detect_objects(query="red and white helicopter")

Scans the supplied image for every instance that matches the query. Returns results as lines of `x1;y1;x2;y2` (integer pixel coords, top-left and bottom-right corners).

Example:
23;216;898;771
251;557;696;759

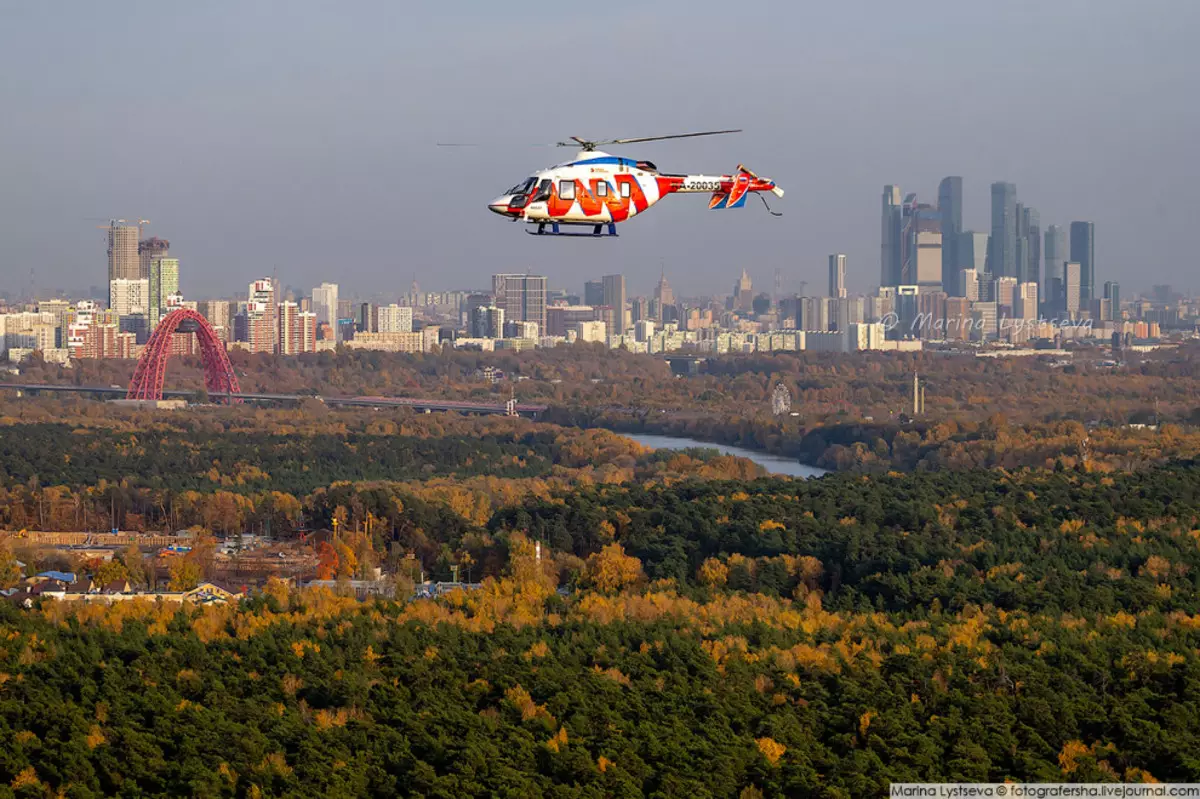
484;130;784;237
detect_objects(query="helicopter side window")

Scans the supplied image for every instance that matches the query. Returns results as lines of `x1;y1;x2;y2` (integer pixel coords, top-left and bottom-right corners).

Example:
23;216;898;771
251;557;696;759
558;180;575;200
596;181;607;197
531;179;552;202
620;181;632;198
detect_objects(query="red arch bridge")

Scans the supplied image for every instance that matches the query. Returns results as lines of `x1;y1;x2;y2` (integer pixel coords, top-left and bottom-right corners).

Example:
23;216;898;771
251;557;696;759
127;308;241;402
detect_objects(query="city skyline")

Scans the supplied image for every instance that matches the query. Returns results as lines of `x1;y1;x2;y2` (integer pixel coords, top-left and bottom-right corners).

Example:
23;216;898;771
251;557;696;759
2;2;1198;299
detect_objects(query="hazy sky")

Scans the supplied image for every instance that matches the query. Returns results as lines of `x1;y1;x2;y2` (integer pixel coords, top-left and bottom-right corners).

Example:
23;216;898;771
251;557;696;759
2;0;1198;302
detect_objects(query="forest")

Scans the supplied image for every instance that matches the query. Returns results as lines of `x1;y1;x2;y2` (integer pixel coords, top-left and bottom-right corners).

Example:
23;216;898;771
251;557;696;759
4;351;1200;795
3;464;1200;795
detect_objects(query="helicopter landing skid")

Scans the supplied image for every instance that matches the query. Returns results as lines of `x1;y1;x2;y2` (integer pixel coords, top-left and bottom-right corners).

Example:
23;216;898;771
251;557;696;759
527;222;618;237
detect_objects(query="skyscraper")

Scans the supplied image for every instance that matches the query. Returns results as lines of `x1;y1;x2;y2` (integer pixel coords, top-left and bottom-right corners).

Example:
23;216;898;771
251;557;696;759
1070;221;1095;304
1043;225;1067;312
148;257;179;324
106;222;139;309
584;280;604;307
828;254;847;299
1022;206;1041;287
1104;281;1121;322
881;185;903;287
733;269;753;311
494;274;547;336
1064;262;1082;319
956;231;990;295
937;177;963;291
990;182;1017;279
901;196;943;288
602;274;628;332
654;268;674;310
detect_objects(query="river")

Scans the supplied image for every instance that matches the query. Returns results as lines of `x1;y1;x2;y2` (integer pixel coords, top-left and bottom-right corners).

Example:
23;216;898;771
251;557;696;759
618;433;830;478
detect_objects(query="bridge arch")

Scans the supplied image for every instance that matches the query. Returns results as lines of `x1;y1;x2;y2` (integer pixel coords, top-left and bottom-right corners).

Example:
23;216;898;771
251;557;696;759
126;309;241;401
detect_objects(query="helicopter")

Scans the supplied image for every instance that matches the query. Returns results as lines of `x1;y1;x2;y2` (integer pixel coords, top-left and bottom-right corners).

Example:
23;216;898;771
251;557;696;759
481;130;784;237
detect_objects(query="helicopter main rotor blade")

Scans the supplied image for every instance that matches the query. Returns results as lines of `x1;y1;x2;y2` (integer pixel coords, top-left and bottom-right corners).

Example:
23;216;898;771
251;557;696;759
603;129;743;146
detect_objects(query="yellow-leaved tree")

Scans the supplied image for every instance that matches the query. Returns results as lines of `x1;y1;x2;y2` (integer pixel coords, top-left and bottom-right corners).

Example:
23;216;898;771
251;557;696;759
581;543;644;594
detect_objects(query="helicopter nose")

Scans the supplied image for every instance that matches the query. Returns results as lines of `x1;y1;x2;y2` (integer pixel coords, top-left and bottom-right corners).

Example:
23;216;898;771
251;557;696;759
489;196;515;216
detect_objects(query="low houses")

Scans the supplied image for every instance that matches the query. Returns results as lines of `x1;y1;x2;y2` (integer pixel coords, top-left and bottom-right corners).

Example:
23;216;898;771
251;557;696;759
5;578;244;607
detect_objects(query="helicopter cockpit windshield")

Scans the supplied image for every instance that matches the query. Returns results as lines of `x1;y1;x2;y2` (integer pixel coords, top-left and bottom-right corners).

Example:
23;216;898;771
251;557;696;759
506;177;537;197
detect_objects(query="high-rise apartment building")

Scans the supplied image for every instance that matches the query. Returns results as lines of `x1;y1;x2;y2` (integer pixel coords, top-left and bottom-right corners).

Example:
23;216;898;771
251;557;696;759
493;274;547;337
376;304;414;333
148;257;179;323
109;278;149;317
881;185;903;287
989;182;1018;279
1070;221;1095;304
138;237;169;280
602;274;628;331
937;177;963;290
247;279;277;353
828;254;847;299
312;282;339;333
107;222;140;283
274;304;316;354
197;300;230;342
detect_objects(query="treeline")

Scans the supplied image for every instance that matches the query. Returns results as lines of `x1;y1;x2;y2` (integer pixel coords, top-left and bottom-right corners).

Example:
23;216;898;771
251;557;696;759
0;413;761;535
10;341;1200;428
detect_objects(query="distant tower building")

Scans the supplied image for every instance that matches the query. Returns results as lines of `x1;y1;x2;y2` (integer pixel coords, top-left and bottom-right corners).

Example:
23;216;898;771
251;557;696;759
602;274;628;331
828;254;847;299
493;274;547;336
1021;206;1041;287
312;282;339;337
733;268;753;311
937;177;963;291
955;232;990;295
901;196;943;288
913;372;920;416
148;257;179;324
106;222;140;308
584;280;605;307
881;185;904;287
990;182;1018;278
1064;261;1082;319
653;268;674;320
1044;224;1067;311
106;222;140;282
1070;221;1095;304
1104;281;1121;322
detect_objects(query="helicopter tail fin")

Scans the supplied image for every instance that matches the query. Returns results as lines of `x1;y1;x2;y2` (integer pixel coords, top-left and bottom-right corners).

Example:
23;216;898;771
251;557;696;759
710;165;782;209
